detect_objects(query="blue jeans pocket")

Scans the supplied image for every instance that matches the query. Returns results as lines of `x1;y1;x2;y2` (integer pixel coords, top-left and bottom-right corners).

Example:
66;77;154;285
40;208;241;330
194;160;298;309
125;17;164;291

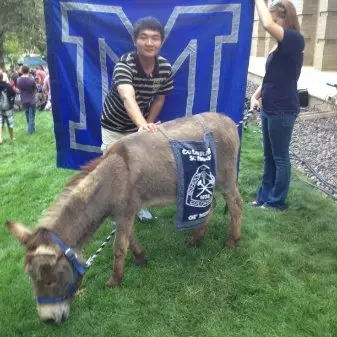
280;113;297;128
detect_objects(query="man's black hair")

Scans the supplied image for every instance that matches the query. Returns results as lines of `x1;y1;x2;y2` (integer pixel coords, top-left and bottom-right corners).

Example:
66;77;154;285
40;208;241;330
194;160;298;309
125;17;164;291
133;17;165;41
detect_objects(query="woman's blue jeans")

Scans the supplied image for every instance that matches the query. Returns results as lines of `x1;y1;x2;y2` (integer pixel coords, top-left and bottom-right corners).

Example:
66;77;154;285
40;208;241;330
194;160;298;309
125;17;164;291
256;110;297;209
25;106;36;134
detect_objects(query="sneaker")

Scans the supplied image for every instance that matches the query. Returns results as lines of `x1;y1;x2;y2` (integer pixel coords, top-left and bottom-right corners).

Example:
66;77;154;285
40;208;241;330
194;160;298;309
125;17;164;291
137;208;153;222
261;203;285;211
248;200;263;207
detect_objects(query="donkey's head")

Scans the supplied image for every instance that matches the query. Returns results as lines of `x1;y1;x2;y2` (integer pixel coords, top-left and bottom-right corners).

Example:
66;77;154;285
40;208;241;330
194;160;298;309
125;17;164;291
6;221;85;324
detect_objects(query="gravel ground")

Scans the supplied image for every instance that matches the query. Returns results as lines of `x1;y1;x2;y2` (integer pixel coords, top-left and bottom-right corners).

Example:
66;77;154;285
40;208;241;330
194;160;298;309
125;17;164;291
245;81;337;193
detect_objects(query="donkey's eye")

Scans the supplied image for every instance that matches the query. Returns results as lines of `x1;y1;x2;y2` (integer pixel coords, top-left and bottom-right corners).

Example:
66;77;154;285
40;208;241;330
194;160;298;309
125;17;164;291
46;281;57;287
45;275;57;287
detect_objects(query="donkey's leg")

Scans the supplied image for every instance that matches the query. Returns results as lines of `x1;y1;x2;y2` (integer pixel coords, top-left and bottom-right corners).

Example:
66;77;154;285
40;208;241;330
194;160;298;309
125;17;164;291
185;199;216;247
221;183;243;248
105;215;134;288
129;229;147;266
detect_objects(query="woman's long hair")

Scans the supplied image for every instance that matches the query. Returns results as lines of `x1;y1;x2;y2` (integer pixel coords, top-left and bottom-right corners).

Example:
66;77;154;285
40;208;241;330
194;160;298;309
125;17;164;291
269;0;301;32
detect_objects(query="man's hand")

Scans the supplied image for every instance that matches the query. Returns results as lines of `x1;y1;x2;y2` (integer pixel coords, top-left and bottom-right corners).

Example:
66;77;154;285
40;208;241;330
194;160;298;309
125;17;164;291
138;121;161;133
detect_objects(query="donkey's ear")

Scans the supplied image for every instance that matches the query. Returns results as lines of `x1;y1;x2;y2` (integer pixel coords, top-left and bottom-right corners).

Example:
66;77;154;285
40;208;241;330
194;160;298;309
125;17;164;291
6;221;32;245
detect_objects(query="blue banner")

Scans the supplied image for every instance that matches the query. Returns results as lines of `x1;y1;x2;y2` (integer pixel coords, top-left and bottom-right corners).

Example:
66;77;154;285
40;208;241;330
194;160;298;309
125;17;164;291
44;0;253;169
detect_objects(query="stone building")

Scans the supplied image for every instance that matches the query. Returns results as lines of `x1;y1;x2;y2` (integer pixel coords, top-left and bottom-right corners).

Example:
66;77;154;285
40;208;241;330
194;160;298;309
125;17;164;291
251;0;337;71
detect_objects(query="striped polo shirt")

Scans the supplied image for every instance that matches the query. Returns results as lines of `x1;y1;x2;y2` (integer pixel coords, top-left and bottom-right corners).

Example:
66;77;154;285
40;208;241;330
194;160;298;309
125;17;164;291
101;51;173;132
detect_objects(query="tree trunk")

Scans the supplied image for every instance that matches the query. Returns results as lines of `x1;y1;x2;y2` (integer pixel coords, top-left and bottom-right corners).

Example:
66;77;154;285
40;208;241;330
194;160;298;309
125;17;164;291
0;31;4;68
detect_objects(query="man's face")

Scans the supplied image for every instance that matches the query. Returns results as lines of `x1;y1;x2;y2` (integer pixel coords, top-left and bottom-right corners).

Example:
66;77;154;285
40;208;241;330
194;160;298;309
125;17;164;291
135;29;162;58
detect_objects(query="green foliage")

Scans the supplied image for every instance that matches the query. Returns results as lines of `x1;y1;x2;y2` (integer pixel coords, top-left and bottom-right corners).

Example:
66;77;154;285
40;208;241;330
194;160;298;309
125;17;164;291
1;113;337;336
0;0;45;66
3;33;25;65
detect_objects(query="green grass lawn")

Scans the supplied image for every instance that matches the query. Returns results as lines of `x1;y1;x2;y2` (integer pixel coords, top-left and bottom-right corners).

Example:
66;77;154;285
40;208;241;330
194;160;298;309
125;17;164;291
1;111;337;337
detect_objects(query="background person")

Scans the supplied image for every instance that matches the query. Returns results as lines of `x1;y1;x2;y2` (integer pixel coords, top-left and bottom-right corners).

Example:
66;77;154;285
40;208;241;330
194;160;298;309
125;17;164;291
42;73;52;110
0;71;17;144
0;68;9;83
17;65;37;135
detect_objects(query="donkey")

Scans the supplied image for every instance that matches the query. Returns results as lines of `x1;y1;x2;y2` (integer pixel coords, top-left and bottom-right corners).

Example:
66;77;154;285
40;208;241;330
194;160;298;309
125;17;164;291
6;112;243;323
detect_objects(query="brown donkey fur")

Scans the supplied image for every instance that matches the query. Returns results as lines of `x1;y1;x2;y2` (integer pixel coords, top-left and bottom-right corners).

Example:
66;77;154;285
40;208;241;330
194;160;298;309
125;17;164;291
7;112;243;321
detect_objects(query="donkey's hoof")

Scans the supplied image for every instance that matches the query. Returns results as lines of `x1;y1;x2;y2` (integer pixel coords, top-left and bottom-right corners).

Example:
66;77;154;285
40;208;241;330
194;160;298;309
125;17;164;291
225;239;240;249
105;278;121;288
185;236;201;247
133;256;148;267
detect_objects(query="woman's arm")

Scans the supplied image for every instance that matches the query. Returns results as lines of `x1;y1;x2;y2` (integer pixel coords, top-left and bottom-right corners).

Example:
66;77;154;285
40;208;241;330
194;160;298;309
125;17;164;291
254;0;284;42
250;84;262;110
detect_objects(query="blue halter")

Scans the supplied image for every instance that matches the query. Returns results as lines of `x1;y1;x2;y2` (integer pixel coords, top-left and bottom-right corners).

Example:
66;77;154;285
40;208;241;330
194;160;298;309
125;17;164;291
36;232;87;305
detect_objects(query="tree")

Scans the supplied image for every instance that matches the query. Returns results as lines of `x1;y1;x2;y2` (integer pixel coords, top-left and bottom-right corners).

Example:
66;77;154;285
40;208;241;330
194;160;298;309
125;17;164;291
0;0;46;67
3;33;25;65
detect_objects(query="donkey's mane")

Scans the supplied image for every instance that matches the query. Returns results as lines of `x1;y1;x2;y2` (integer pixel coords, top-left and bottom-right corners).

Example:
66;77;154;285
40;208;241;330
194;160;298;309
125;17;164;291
37;143;122;229
65;156;103;188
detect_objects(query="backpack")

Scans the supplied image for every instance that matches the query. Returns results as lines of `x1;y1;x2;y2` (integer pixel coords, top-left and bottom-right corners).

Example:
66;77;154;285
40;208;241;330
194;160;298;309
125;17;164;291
0;89;10;110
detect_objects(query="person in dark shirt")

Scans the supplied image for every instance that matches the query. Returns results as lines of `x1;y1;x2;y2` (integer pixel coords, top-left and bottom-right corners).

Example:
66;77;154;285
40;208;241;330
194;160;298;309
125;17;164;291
249;0;305;210
0;71;16;144
17;65;37;135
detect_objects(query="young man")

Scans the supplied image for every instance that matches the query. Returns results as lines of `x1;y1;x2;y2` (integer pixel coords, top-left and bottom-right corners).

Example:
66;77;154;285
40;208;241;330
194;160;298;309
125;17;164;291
17;65;37;134
0;71;16;144
101;17;174;221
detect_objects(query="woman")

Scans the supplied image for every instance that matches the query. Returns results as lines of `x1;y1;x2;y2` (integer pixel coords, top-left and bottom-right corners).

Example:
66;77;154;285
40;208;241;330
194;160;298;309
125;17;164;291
250;0;305;210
